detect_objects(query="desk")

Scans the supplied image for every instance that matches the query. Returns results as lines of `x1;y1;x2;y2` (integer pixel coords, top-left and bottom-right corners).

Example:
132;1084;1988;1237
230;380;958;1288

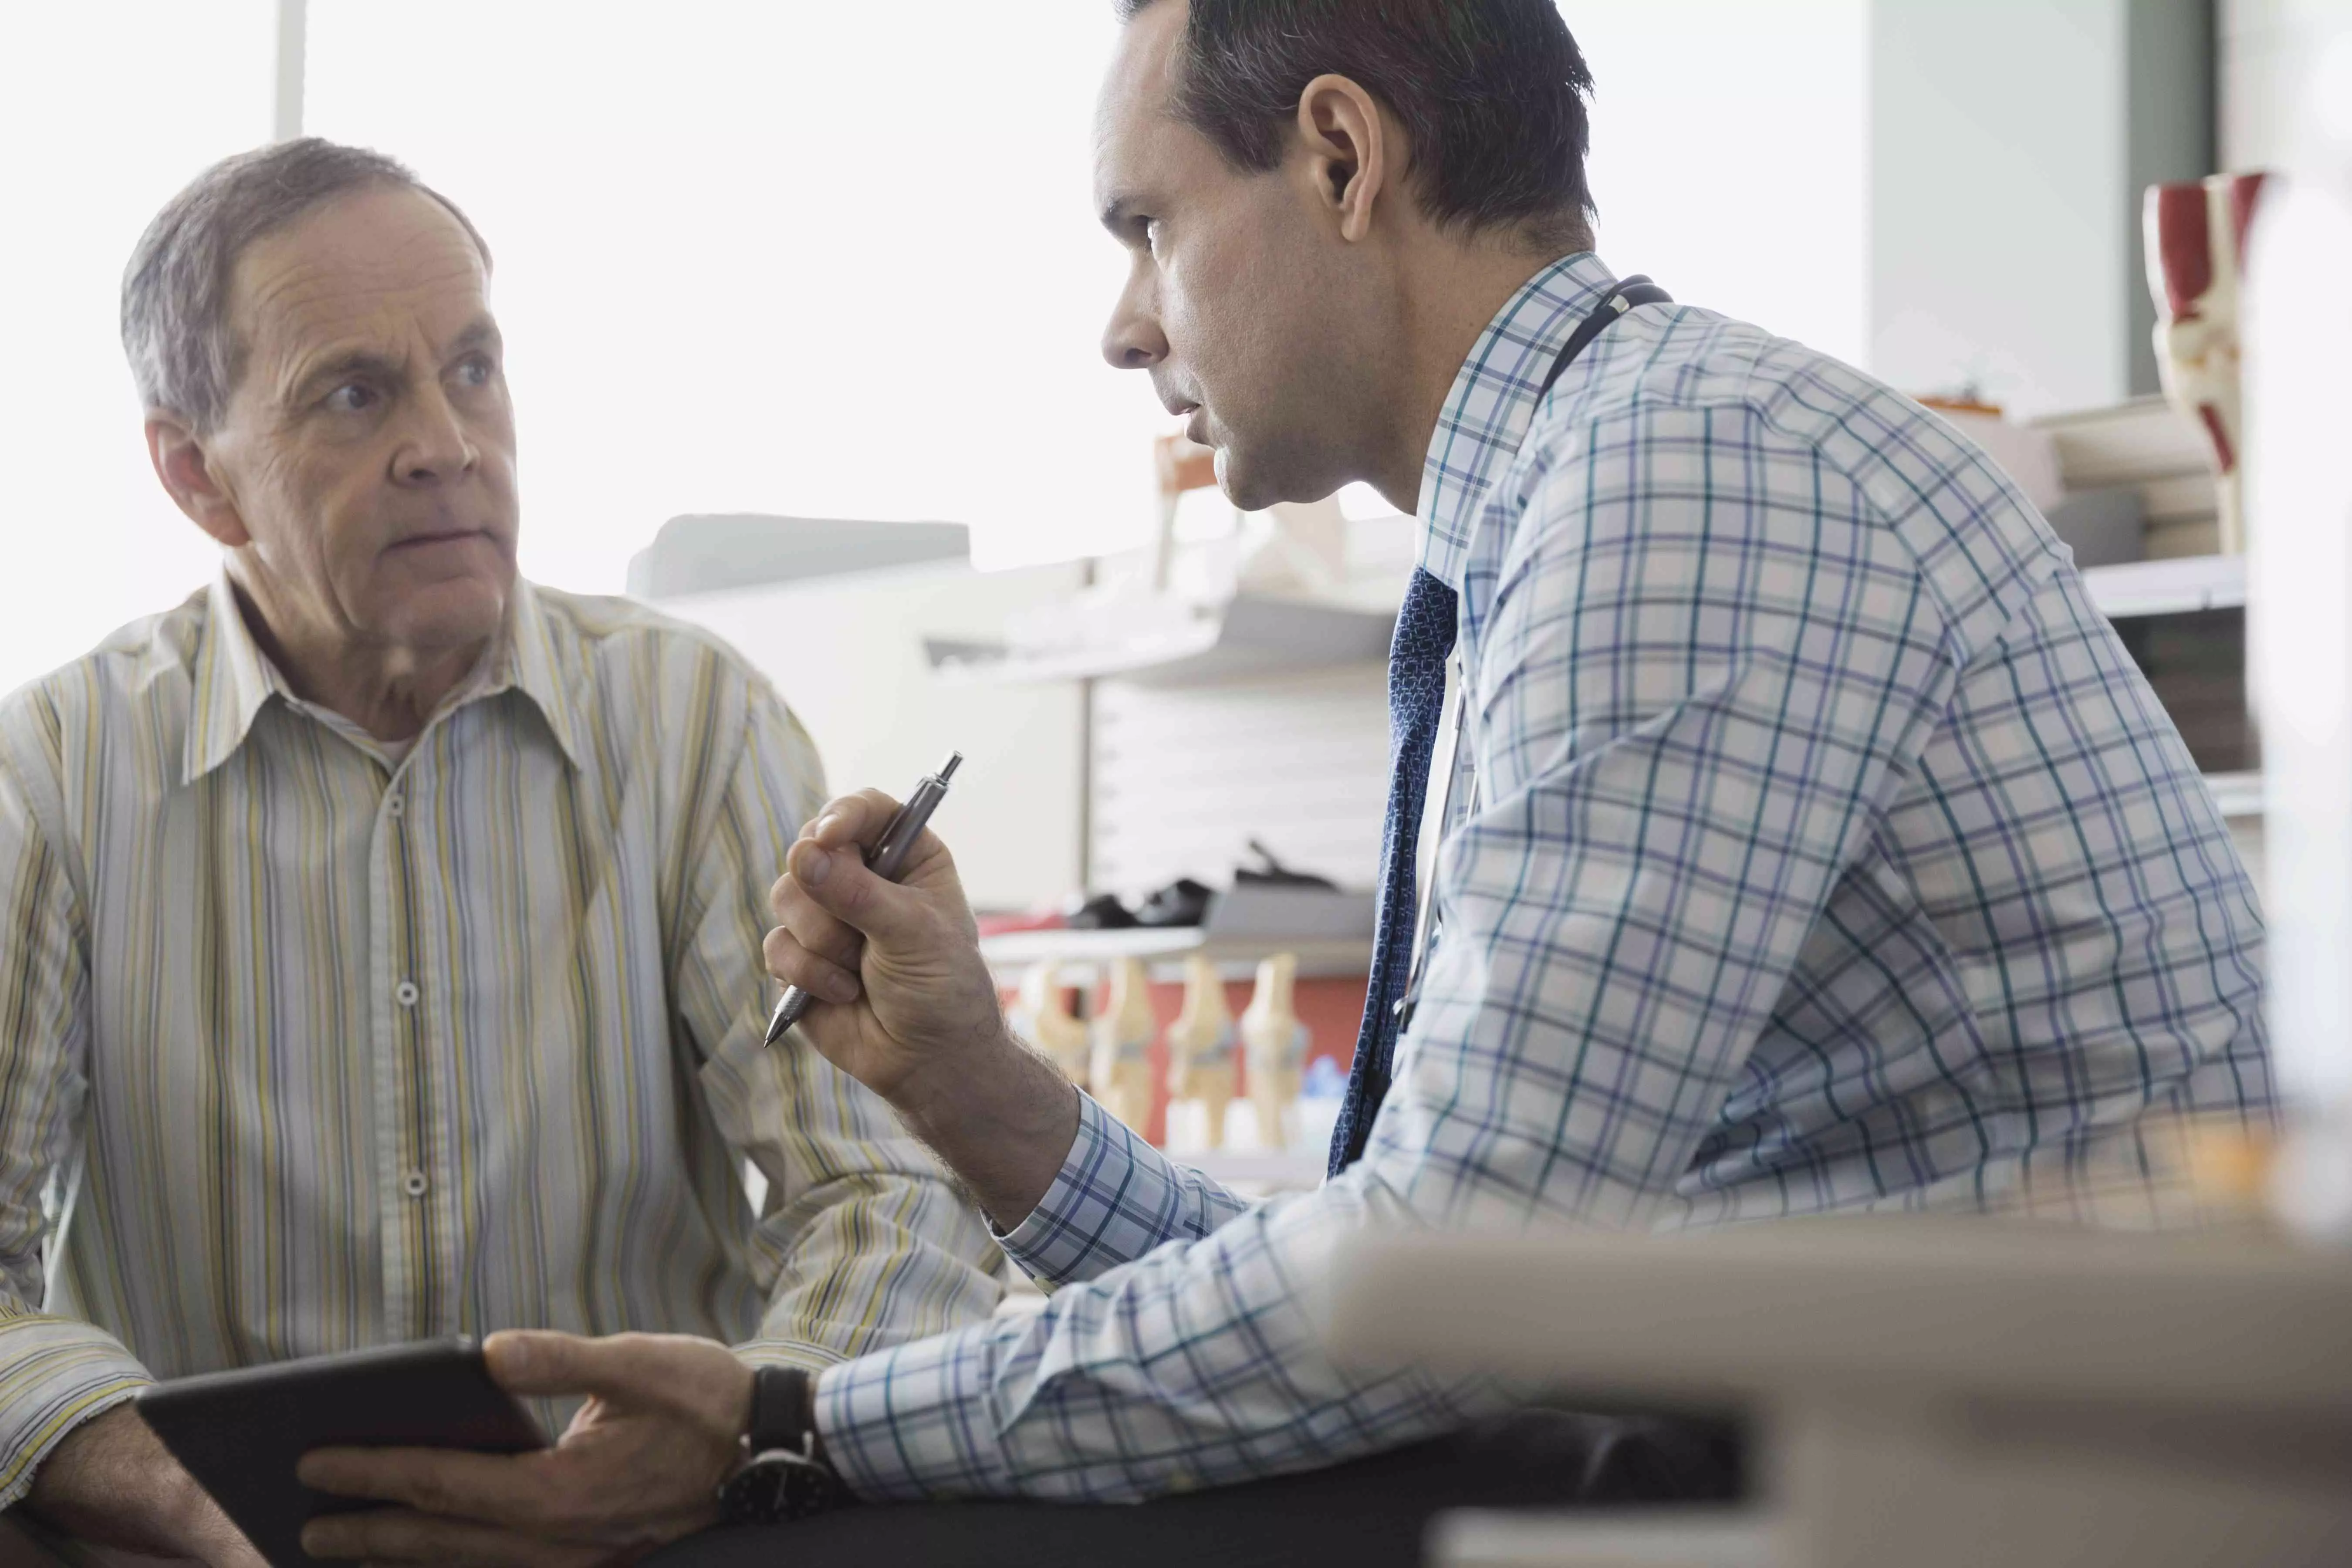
1324;1220;2352;1567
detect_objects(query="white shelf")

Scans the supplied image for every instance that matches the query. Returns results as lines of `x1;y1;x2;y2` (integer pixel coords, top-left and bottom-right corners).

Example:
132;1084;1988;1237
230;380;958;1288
1173;1148;1329;1192
927;595;1396;688
980;925;1373;981
2080;554;2245;618
2068;561;2257;821
2205;771;2263;821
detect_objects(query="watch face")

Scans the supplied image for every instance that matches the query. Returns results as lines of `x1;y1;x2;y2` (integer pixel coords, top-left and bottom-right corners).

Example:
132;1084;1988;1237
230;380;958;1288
722;1452;850;1525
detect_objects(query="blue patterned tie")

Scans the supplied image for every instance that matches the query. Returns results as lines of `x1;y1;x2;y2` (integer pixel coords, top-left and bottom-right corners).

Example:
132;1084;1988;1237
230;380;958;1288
1328;566;1459;1175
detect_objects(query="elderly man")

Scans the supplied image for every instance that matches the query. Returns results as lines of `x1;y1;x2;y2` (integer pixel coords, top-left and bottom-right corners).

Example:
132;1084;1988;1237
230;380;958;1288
0;139;1002;1562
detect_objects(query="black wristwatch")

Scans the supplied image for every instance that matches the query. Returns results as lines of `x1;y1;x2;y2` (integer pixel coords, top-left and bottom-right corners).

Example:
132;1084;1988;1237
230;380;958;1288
716;1365;855;1525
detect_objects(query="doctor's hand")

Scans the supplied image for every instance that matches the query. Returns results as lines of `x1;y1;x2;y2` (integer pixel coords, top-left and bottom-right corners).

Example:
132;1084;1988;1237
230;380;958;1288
763;790;1006;1103
296;1330;750;1567
766;791;1080;1225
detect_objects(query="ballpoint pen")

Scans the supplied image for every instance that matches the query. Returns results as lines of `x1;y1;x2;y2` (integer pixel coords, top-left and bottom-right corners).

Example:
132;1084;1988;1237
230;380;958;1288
764;750;963;1045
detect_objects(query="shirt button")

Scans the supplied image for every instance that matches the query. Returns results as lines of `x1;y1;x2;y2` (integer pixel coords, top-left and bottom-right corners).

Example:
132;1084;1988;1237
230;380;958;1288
401;1170;430;1199
386;793;405;818
395;980;421;1008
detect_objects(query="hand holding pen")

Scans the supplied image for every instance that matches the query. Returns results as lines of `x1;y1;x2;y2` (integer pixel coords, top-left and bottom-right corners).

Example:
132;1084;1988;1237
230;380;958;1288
764;753;1080;1220
764;752;963;1044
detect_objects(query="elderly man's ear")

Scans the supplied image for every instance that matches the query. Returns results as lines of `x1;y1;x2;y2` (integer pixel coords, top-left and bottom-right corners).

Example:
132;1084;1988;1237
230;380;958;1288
145;415;252;549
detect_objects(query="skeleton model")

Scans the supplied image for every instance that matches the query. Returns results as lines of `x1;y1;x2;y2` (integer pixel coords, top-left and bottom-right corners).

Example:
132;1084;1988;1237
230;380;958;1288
1241;954;1310;1152
1162;956;1239;1151
1010;962;1090;1092
1091;957;1159;1133
2146;171;2271;554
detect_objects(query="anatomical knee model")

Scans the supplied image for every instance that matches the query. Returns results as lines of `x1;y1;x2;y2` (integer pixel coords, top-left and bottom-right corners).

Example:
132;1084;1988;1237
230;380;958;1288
2146;171;2269;554
1163;956;1238;1150
1242;954;1309;1152
1091;957;1158;1133
1011;962;1091;1092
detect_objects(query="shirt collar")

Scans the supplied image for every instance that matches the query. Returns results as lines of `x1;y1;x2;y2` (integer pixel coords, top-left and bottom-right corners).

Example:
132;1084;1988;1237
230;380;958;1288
183;570;586;784
1416;251;1619;591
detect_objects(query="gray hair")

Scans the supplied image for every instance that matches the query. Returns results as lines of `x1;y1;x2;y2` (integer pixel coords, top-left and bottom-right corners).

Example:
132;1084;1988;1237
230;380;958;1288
119;137;492;434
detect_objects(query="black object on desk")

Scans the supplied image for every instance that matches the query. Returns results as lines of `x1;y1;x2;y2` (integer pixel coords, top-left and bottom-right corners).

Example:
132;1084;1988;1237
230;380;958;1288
135;1336;546;1567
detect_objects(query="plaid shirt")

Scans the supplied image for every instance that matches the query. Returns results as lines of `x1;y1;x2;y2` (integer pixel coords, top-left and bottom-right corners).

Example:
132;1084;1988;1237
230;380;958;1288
816;253;2271;1500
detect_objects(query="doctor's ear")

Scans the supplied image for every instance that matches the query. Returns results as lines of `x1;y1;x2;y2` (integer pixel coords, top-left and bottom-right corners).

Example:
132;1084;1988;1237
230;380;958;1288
1294;73;1393;243
145;415;251;549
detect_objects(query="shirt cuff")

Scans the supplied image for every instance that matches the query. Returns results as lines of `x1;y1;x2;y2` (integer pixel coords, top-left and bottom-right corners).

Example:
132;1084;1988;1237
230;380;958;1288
729;1338;850;1375
994;1091;1239;1288
814;1323;1004;1500
0;1312;151;1509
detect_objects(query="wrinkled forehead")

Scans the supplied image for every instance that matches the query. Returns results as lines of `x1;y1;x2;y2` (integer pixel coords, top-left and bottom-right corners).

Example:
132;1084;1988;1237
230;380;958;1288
230;186;492;368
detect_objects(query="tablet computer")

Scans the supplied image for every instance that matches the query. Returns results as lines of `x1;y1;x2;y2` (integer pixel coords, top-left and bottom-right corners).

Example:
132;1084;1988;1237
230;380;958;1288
135;1336;547;1567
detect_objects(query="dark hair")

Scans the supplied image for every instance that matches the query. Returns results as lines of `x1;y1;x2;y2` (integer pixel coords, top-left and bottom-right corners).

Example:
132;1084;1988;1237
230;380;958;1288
1115;0;1596;250
121;137;491;433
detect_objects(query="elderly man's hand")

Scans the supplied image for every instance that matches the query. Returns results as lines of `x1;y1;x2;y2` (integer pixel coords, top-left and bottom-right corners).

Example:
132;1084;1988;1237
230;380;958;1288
24;1404;268;1568
296;1330;753;1566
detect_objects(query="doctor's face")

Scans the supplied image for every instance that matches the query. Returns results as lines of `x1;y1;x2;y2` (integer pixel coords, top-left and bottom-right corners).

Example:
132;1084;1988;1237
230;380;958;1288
1093;0;1389;511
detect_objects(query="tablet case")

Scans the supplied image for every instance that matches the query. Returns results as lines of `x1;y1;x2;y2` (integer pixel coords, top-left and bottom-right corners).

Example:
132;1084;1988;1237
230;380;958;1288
135;1336;546;1567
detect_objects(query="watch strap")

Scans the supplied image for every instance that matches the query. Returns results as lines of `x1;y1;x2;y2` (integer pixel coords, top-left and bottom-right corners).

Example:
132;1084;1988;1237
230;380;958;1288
719;1364;853;1525
745;1364;815;1453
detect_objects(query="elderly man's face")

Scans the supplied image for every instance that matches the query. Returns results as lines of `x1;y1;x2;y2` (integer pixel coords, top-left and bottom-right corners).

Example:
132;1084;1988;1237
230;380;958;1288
202;185;518;656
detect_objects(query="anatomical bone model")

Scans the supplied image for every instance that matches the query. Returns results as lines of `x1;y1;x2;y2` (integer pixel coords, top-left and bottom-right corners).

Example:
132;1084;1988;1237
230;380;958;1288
1010;962;1090;1092
2145;171;2271;554
1163;956;1239;1151
1091;957;1159;1133
1241;954;1310;1152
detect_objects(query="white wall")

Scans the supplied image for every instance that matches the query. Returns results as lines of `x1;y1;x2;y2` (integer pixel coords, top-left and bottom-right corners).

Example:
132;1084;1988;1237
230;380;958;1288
654;562;1087;910
1578;0;2212;416
1871;0;2135;415
2222;0;2352;168
1568;0;1871;367
1870;0;2215;416
0;3;274;699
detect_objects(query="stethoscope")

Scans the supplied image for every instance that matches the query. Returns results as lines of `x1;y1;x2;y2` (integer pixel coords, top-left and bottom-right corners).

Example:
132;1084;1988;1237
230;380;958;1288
1388;274;1673;1042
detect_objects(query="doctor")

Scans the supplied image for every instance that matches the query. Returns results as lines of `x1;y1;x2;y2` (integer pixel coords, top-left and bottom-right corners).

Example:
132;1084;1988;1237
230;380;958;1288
302;0;2269;1561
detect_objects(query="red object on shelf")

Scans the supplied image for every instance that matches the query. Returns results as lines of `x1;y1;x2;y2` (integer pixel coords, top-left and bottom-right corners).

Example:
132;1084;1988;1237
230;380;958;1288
975;909;1068;938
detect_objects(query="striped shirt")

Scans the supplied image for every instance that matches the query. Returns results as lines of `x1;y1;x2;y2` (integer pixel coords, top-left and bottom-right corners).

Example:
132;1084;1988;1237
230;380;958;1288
814;252;2272;1501
0;574;1003;1503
